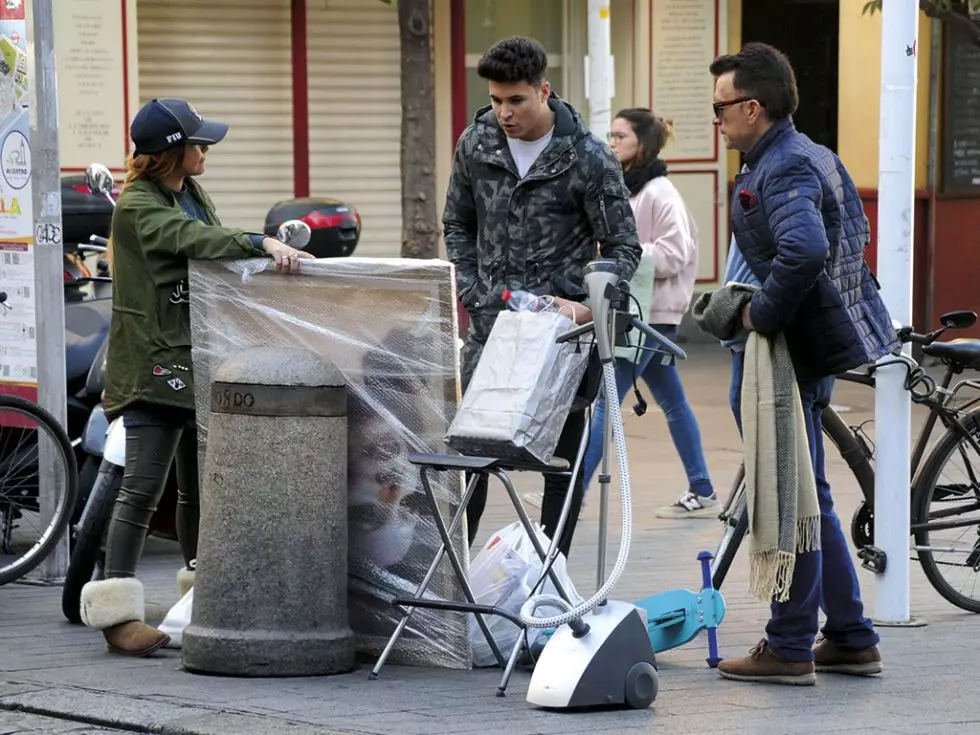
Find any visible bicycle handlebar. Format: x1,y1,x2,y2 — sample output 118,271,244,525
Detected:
897,326,943,346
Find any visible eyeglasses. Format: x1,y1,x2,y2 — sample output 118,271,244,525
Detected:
712,97,758,118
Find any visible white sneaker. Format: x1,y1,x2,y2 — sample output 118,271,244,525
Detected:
654,491,721,519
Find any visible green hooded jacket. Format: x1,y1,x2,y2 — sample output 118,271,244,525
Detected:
103,177,264,419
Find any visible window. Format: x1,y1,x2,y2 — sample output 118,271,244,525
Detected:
464,0,567,118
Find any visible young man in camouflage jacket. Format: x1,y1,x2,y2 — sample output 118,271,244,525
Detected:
443,36,642,556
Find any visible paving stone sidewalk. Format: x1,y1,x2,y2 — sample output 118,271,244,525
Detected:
2,346,978,735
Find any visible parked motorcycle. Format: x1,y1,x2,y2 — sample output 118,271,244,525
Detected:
0,164,115,538
61,218,314,624
64,164,117,515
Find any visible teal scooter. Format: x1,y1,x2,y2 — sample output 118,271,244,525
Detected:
633,550,725,667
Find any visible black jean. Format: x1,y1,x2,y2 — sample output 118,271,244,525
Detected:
465,409,587,559
103,406,200,578
459,335,598,559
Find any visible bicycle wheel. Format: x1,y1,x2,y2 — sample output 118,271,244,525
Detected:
711,463,748,590
913,407,980,613
0,394,79,585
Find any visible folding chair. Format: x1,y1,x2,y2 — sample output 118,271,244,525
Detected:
369,353,601,697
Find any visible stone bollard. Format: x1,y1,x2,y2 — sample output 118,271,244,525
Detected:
182,346,356,677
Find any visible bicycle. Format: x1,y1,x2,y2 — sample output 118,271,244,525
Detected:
709,309,980,613
0,289,80,585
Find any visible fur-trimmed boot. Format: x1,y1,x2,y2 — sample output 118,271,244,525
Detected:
79,577,170,656
176,560,196,598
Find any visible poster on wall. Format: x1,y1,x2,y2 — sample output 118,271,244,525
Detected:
53,0,128,171
651,0,717,163
0,5,36,402
0,1,25,21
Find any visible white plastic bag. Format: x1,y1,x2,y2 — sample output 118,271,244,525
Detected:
468,521,582,667
158,588,193,649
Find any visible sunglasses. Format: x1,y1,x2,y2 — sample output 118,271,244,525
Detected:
712,97,759,118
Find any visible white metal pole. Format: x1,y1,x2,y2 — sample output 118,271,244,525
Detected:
30,0,69,582
586,0,613,143
873,0,919,625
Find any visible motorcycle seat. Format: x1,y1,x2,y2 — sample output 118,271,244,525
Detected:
65,300,111,382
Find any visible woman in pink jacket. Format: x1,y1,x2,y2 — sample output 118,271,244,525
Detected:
596,108,716,517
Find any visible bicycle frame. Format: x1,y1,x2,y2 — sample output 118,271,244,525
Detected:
838,361,980,481
836,360,980,538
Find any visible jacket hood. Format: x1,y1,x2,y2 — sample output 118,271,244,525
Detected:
471,94,589,143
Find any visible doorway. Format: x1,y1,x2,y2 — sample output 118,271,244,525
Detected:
742,0,839,152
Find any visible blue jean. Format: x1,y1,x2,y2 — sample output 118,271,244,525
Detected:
729,350,879,661
584,325,713,496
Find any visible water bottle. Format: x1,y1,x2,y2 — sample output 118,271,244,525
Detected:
502,289,557,313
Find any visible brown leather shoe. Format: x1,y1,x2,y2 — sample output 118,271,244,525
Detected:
813,637,882,676
718,639,816,685
103,620,171,657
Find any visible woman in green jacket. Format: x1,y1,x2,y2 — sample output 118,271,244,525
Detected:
79,98,312,656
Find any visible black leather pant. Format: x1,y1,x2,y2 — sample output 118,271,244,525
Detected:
103,406,199,578
465,408,586,558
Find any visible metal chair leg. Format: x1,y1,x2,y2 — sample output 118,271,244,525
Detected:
371,469,488,678
422,467,507,668
497,626,528,697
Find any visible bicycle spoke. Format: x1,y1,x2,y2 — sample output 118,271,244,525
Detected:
0,399,76,585
916,420,980,611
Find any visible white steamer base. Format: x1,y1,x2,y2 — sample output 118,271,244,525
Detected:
525,600,659,709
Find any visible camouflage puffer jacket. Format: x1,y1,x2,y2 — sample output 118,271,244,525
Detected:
443,97,641,362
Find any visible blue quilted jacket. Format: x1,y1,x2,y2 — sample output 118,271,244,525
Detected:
732,119,899,380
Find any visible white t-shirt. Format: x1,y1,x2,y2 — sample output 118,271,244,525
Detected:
506,127,554,178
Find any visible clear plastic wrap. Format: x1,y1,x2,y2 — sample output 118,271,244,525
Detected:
188,257,470,669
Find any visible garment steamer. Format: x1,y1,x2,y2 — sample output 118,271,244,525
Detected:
520,259,690,710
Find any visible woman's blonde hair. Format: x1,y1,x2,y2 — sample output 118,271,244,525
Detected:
106,147,184,269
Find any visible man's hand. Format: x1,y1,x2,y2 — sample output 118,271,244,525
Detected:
262,237,314,274
741,302,754,332
552,296,593,325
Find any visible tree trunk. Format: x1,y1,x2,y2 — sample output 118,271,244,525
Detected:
398,0,440,259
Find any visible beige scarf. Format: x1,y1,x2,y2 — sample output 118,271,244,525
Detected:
692,284,820,603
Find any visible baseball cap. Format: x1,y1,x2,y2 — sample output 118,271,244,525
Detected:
130,98,229,156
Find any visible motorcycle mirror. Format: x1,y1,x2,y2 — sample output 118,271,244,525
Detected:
939,310,978,330
276,219,312,250
85,163,115,199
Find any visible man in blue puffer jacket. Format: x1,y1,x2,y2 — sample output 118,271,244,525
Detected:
711,43,898,685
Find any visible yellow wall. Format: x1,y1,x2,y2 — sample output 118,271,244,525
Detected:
726,0,741,182
725,0,934,190
838,5,933,189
